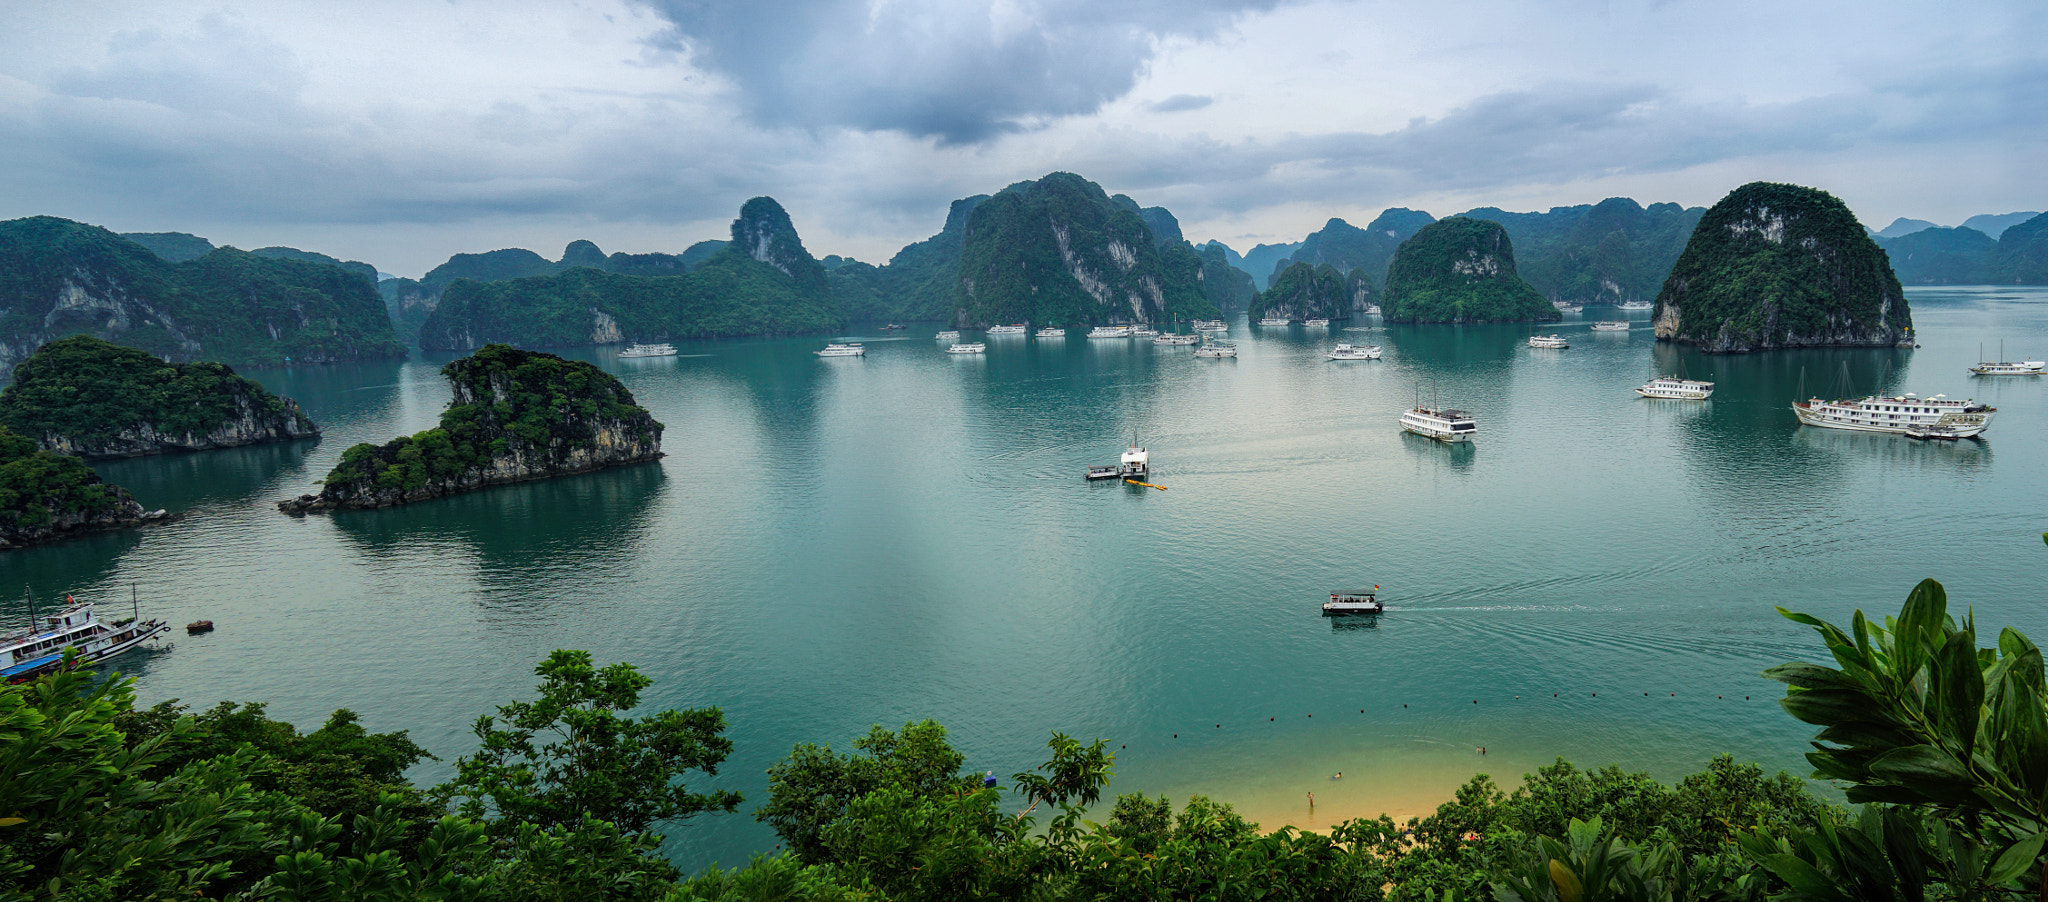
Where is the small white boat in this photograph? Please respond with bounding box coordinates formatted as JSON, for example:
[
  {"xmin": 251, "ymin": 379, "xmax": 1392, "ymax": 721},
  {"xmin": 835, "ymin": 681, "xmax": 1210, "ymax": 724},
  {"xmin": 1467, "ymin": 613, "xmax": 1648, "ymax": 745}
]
[
  {"xmin": 1636, "ymin": 376, "xmax": 1714, "ymax": 400},
  {"xmin": 1322, "ymin": 589, "xmax": 1383, "ymax": 615},
  {"xmin": 1036, "ymin": 327, "xmax": 1066, "ymax": 338},
  {"xmin": 1971, "ymin": 360, "xmax": 2045, "ymax": 376},
  {"xmin": 1793, "ymin": 393, "xmax": 1994, "ymax": 438},
  {"xmin": 1193, "ymin": 338, "xmax": 1238, "ymax": 358},
  {"xmin": 1400, "ymin": 405, "xmax": 1476, "ymax": 442},
  {"xmin": 4, "ymin": 598, "xmax": 170, "ymax": 683},
  {"xmin": 1128, "ymin": 326, "xmax": 1160, "ymax": 338},
  {"xmin": 1304, "ymin": 318, "xmax": 1330, "ymax": 327},
  {"xmin": 618, "ymin": 342, "xmax": 678, "ymax": 358},
  {"xmin": 1528, "ymin": 335, "xmax": 1569, "ymax": 349},
  {"xmin": 1619, "ymin": 300, "xmax": 1654, "ymax": 311},
  {"xmin": 945, "ymin": 343, "xmax": 986, "ymax": 354},
  {"xmin": 1362, "ymin": 305, "xmax": 1382, "ymax": 316},
  {"xmin": 1553, "ymin": 301, "xmax": 1584, "ymax": 313},
  {"xmin": 1590, "ymin": 321, "xmax": 1629, "ymax": 332},
  {"xmin": 1328, "ymin": 344, "xmax": 1381, "ymax": 360},
  {"xmin": 986, "ymin": 324, "xmax": 1028, "ymax": 335},
  {"xmin": 1087, "ymin": 325, "xmax": 1132, "ymax": 339},
  {"xmin": 1119, "ymin": 443, "xmax": 1149, "ymax": 478},
  {"xmin": 880, "ymin": 323, "xmax": 906, "ymax": 331},
  {"xmin": 1153, "ymin": 333, "xmax": 1200, "ymax": 345},
  {"xmin": 935, "ymin": 330, "xmax": 961, "ymax": 340},
  {"xmin": 815, "ymin": 342, "xmax": 866, "ymax": 357},
  {"xmin": 1194, "ymin": 319, "xmax": 1228, "ymax": 331},
  {"xmin": 1257, "ymin": 317, "xmax": 1292, "ymax": 326}
]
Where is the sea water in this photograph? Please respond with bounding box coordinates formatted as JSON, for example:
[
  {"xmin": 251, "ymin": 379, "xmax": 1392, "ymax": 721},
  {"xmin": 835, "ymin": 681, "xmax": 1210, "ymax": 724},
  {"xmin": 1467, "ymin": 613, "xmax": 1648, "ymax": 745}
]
[{"xmin": 3, "ymin": 286, "xmax": 2043, "ymax": 868}]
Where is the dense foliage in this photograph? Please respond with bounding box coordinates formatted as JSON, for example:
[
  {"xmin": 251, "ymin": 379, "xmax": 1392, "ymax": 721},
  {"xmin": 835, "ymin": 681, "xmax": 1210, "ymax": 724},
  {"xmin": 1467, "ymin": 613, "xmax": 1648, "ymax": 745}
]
[
  {"xmin": 1241, "ymin": 241, "xmax": 1303, "ymax": 289},
  {"xmin": 0, "ymin": 217, "xmax": 406, "ymax": 375},
  {"xmin": 953, "ymin": 173, "xmax": 1217, "ymax": 327},
  {"xmin": 1655, "ymin": 182, "xmax": 1911, "ymax": 352},
  {"xmin": 118, "ymin": 231, "xmax": 215, "ymax": 263},
  {"xmin": 309, "ymin": 344, "xmax": 659, "ymax": 503},
  {"xmin": 1200, "ymin": 243, "xmax": 1259, "ymax": 315},
  {"xmin": 7, "ymin": 555, "xmax": 2048, "ymax": 900},
  {"xmin": 1994, "ymin": 212, "xmax": 2048, "ymax": 284},
  {"xmin": 418, "ymin": 199, "xmax": 842, "ymax": 349},
  {"xmin": 1251, "ymin": 262, "xmax": 1356, "ymax": 321},
  {"xmin": 0, "ymin": 426, "xmax": 127, "ymax": 538},
  {"xmin": 1382, "ymin": 217, "xmax": 1560, "ymax": 323},
  {"xmin": 1863, "ymin": 213, "xmax": 2048, "ymax": 285},
  {"xmin": 0, "ymin": 335, "xmax": 314, "ymax": 454},
  {"xmin": 829, "ymin": 195, "xmax": 990, "ymax": 323},
  {"xmin": 1462, "ymin": 198, "xmax": 1705, "ymax": 304},
  {"xmin": 1284, "ymin": 209, "xmax": 1437, "ymax": 290}
]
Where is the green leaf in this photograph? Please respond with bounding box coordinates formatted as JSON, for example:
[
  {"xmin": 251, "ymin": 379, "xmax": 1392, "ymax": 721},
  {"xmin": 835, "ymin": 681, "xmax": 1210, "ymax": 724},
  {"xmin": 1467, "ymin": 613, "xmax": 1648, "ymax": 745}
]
[
  {"xmin": 1930, "ymin": 630, "xmax": 1985, "ymax": 757},
  {"xmin": 1986, "ymin": 831, "xmax": 2047, "ymax": 885},
  {"xmin": 1763, "ymin": 662, "xmax": 1865, "ymax": 692},
  {"xmin": 1866, "ymin": 745, "xmax": 1975, "ymax": 795}
]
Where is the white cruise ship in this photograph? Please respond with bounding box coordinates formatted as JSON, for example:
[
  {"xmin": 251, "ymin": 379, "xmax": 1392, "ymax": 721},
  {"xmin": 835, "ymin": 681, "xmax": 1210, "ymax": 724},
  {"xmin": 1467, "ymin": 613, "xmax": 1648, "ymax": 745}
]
[
  {"xmin": 815, "ymin": 342, "xmax": 865, "ymax": 357},
  {"xmin": 1257, "ymin": 317, "xmax": 1292, "ymax": 326},
  {"xmin": 1636, "ymin": 376, "xmax": 1714, "ymax": 400},
  {"xmin": 4, "ymin": 599, "xmax": 169, "ymax": 683},
  {"xmin": 618, "ymin": 343, "xmax": 677, "ymax": 358},
  {"xmin": 1304, "ymin": 318, "xmax": 1330, "ymax": 327},
  {"xmin": 1552, "ymin": 300, "xmax": 1583, "ymax": 313},
  {"xmin": 1971, "ymin": 360, "xmax": 2045, "ymax": 376},
  {"xmin": 1153, "ymin": 333, "xmax": 1200, "ymax": 345},
  {"xmin": 1036, "ymin": 327, "xmax": 1066, "ymax": 338},
  {"xmin": 1087, "ymin": 325, "xmax": 1132, "ymax": 338},
  {"xmin": 1590, "ymin": 321, "xmax": 1629, "ymax": 331},
  {"xmin": 935, "ymin": 330, "xmax": 961, "ymax": 340},
  {"xmin": 945, "ymin": 343, "xmax": 986, "ymax": 354},
  {"xmin": 1528, "ymin": 335, "xmax": 1568, "ymax": 349},
  {"xmin": 1400, "ymin": 405, "xmax": 1477, "ymax": 442},
  {"xmin": 1193, "ymin": 338, "xmax": 1238, "ymax": 358},
  {"xmin": 1193, "ymin": 319, "xmax": 1228, "ymax": 331},
  {"xmin": 1618, "ymin": 300, "xmax": 1654, "ymax": 311},
  {"xmin": 1128, "ymin": 326, "xmax": 1160, "ymax": 338},
  {"xmin": 1327, "ymin": 344, "xmax": 1381, "ymax": 360},
  {"xmin": 986, "ymin": 324, "xmax": 1028, "ymax": 334},
  {"xmin": 1793, "ymin": 393, "xmax": 1994, "ymax": 438}
]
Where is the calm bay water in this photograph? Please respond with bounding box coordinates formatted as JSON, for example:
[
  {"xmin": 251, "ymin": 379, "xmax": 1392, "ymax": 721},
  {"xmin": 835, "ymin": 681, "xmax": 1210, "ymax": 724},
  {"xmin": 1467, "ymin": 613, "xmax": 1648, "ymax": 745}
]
[{"xmin": 6, "ymin": 286, "xmax": 2045, "ymax": 867}]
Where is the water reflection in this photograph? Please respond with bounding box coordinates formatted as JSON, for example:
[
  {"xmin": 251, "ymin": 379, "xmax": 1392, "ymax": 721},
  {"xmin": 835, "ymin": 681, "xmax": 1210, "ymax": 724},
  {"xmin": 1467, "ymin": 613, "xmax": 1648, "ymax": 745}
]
[
  {"xmin": 1400, "ymin": 432, "xmax": 1476, "ymax": 471},
  {"xmin": 1790, "ymin": 429, "xmax": 1991, "ymax": 471},
  {"xmin": 1326, "ymin": 614, "xmax": 1382, "ymax": 632},
  {"xmin": 91, "ymin": 440, "xmax": 320, "ymax": 513}
]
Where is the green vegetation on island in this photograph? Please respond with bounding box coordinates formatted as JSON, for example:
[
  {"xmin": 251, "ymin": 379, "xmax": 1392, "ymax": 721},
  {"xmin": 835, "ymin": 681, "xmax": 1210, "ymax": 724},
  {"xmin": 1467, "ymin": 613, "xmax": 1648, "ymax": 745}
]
[
  {"xmin": 1250, "ymin": 261, "xmax": 1369, "ymax": 321},
  {"xmin": 1654, "ymin": 182, "xmax": 1911, "ymax": 352},
  {"xmin": 278, "ymin": 344, "xmax": 661, "ymax": 512},
  {"xmin": 0, "ymin": 425, "xmax": 155, "ymax": 548},
  {"xmin": 1381, "ymin": 217, "xmax": 1559, "ymax": 323},
  {"xmin": 1463, "ymin": 198, "xmax": 1705, "ymax": 305},
  {"xmin": 1200, "ymin": 242, "xmax": 1259, "ymax": 315},
  {"xmin": 7, "ymin": 559, "xmax": 2047, "ymax": 899},
  {"xmin": 1282, "ymin": 209, "xmax": 1437, "ymax": 289},
  {"xmin": 0, "ymin": 335, "xmax": 316, "ymax": 459},
  {"xmin": 417, "ymin": 198, "xmax": 842, "ymax": 350},
  {"xmin": 953, "ymin": 173, "xmax": 1217, "ymax": 327},
  {"xmin": 0, "ymin": 217, "xmax": 406, "ymax": 379}
]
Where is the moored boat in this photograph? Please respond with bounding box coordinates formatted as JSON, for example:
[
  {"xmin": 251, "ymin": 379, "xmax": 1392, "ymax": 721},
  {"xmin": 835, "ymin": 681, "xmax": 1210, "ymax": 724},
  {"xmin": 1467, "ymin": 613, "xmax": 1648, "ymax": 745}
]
[
  {"xmin": 1036, "ymin": 327, "xmax": 1067, "ymax": 338},
  {"xmin": 1636, "ymin": 376, "xmax": 1714, "ymax": 400},
  {"xmin": 1590, "ymin": 321, "xmax": 1629, "ymax": 332},
  {"xmin": 618, "ymin": 342, "xmax": 678, "ymax": 358},
  {"xmin": 987, "ymin": 324, "xmax": 1028, "ymax": 335},
  {"xmin": 935, "ymin": 330, "xmax": 961, "ymax": 340},
  {"xmin": 815, "ymin": 342, "xmax": 866, "ymax": 357},
  {"xmin": 1400, "ymin": 405, "xmax": 1477, "ymax": 442},
  {"xmin": 945, "ymin": 343, "xmax": 986, "ymax": 354},
  {"xmin": 1257, "ymin": 317, "xmax": 1292, "ymax": 326},
  {"xmin": 1304, "ymin": 318, "xmax": 1330, "ymax": 327},
  {"xmin": 1552, "ymin": 300, "xmax": 1583, "ymax": 313},
  {"xmin": 4, "ymin": 599, "xmax": 169, "ymax": 684},
  {"xmin": 1322, "ymin": 589, "xmax": 1383, "ymax": 615},
  {"xmin": 1618, "ymin": 300, "xmax": 1653, "ymax": 311},
  {"xmin": 1792, "ymin": 393, "xmax": 1994, "ymax": 438},
  {"xmin": 1528, "ymin": 335, "xmax": 1569, "ymax": 349},
  {"xmin": 1970, "ymin": 360, "xmax": 2044, "ymax": 376},
  {"xmin": 1128, "ymin": 326, "xmax": 1160, "ymax": 338},
  {"xmin": 1153, "ymin": 333, "xmax": 1200, "ymax": 345},
  {"xmin": 1087, "ymin": 325, "xmax": 1132, "ymax": 339},
  {"xmin": 1194, "ymin": 319, "xmax": 1228, "ymax": 331},
  {"xmin": 1193, "ymin": 337, "xmax": 1238, "ymax": 358},
  {"xmin": 1328, "ymin": 344, "xmax": 1381, "ymax": 360}
]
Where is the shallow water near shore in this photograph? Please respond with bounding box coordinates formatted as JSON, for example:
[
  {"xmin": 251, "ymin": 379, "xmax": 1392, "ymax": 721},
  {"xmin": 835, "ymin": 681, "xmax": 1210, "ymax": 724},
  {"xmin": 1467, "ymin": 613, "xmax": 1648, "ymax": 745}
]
[{"xmin": 5, "ymin": 286, "xmax": 2045, "ymax": 868}]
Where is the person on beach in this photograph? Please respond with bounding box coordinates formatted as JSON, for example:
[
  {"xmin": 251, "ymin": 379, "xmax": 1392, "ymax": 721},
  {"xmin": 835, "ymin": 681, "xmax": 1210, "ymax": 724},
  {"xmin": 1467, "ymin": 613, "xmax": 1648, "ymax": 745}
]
[{"xmin": 1307, "ymin": 792, "xmax": 1314, "ymax": 807}]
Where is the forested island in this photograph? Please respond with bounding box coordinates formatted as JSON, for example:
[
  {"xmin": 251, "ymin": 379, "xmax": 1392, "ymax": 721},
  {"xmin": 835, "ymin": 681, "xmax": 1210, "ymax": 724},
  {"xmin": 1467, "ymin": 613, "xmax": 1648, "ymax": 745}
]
[
  {"xmin": 278, "ymin": 344, "xmax": 661, "ymax": 512},
  {"xmin": 0, "ymin": 335, "xmax": 317, "ymax": 459},
  {"xmin": 5, "ymin": 568, "xmax": 2043, "ymax": 899},
  {"xmin": 1654, "ymin": 182, "xmax": 1912, "ymax": 352},
  {"xmin": 1249, "ymin": 261, "xmax": 1371, "ymax": 322},
  {"xmin": 0, "ymin": 425, "xmax": 164, "ymax": 548},
  {"xmin": 1380, "ymin": 217, "xmax": 1559, "ymax": 323},
  {"xmin": 0, "ymin": 217, "xmax": 406, "ymax": 380}
]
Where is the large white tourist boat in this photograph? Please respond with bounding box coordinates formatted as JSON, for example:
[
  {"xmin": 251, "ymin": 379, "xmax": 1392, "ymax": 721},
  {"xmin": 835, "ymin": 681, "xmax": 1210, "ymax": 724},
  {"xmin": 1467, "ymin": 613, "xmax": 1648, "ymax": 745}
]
[
  {"xmin": 945, "ymin": 342, "xmax": 986, "ymax": 354},
  {"xmin": 1590, "ymin": 321, "xmax": 1629, "ymax": 332},
  {"xmin": 1618, "ymin": 300, "xmax": 1654, "ymax": 311},
  {"xmin": 1257, "ymin": 317, "xmax": 1292, "ymax": 326},
  {"xmin": 1528, "ymin": 335, "xmax": 1569, "ymax": 349},
  {"xmin": 986, "ymin": 324, "xmax": 1028, "ymax": 335},
  {"xmin": 935, "ymin": 330, "xmax": 961, "ymax": 340},
  {"xmin": 1552, "ymin": 300, "xmax": 1583, "ymax": 313},
  {"xmin": 4, "ymin": 599, "xmax": 170, "ymax": 683},
  {"xmin": 1636, "ymin": 376, "xmax": 1715, "ymax": 400},
  {"xmin": 1036, "ymin": 327, "xmax": 1066, "ymax": 338},
  {"xmin": 815, "ymin": 342, "xmax": 866, "ymax": 357},
  {"xmin": 1792, "ymin": 393, "xmax": 1995, "ymax": 438},
  {"xmin": 1328, "ymin": 344, "xmax": 1381, "ymax": 360},
  {"xmin": 1087, "ymin": 325, "xmax": 1132, "ymax": 339},
  {"xmin": 1193, "ymin": 338, "xmax": 1238, "ymax": 358},
  {"xmin": 1970, "ymin": 344, "xmax": 2043, "ymax": 375},
  {"xmin": 1401, "ymin": 404, "xmax": 1477, "ymax": 442},
  {"xmin": 1322, "ymin": 589, "xmax": 1383, "ymax": 615},
  {"xmin": 1128, "ymin": 326, "xmax": 1160, "ymax": 338},
  {"xmin": 1194, "ymin": 319, "xmax": 1228, "ymax": 331},
  {"xmin": 1153, "ymin": 333, "xmax": 1200, "ymax": 345},
  {"xmin": 617, "ymin": 343, "xmax": 677, "ymax": 358},
  {"xmin": 1304, "ymin": 318, "xmax": 1330, "ymax": 327}
]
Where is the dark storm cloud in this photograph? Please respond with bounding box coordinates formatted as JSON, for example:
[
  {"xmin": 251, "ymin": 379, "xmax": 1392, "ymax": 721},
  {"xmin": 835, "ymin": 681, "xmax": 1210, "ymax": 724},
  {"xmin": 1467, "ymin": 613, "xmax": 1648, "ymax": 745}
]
[{"xmin": 637, "ymin": 0, "xmax": 1280, "ymax": 143}]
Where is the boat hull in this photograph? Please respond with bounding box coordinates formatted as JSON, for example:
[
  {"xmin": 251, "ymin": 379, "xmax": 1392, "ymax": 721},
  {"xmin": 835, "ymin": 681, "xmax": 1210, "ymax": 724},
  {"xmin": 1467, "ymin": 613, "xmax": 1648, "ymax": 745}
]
[{"xmin": 1792, "ymin": 403, "xmax": 1991, "ymax": 438}]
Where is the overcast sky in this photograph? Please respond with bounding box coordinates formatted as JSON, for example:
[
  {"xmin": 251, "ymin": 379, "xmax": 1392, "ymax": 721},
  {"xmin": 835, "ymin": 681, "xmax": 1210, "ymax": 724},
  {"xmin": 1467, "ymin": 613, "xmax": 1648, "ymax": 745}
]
[{"xmin": 3, "ymin": 0, "xmax": 2041, "ymax": 277}]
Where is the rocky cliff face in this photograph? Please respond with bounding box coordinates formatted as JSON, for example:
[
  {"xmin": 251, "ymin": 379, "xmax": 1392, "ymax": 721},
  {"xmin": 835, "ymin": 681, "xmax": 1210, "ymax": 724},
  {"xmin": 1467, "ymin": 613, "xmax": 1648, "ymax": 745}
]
[
  {"xmin": 1382, "ymin": 217, "xmax": 1558, "ymax": 323},
  {"xmin": 954, "ymin": 173, "xmax": 1214, "ymax": 327},
  {"xmin": 0, "ymin": 427, "xmax": 168, "ymax": 549},
  {"xmin": 1250, "ymin": 262, "xmax": 1360, "ymax": 321},
  {"xmin": 0, "ymin": 335, "xmax": 318, "ymax": 459},
  {"xmin": 732, "ymin": 197, "xmax": 829, "ymax": 295},
  {"xmin": 1654, "ymin": 182, "xmax": 1911, "ymax": 352},
  {"xmin": 279, "ymin": 345, "xmax": 661, "ymax": 512}
]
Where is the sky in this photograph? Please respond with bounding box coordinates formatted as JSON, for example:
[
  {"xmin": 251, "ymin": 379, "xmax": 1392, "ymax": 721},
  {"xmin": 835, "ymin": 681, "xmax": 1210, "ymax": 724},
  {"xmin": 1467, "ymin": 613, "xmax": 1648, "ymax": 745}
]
[{"xmin": 2, "ymin": 0, "xmax": 2042, "ymax": 278}]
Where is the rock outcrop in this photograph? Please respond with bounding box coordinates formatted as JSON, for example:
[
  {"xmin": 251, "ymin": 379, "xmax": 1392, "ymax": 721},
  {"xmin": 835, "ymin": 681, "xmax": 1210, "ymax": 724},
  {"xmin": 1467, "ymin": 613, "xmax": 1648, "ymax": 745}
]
[
  {"xmin": 1653, "ymin": 182, "xmax": 1911, "ymax": 352},
  {"xmin": 1381, "ymin": 217, "xmax": 1559, "ymax": 323},
  {"xmin": 0, "ymin": 426, "xmax": 169, "ymax": 549},
  {"xmin": 1458, "ymin": 198, "xmax": 1704, "ymax": 305},
  {"xmin": 1249, "ymin": 262, "xmax": 1366, "ymax": 321},
  {"xmin": 953, "ymin": 172, "xmax": 1216, "ymax": 327},
  {"xmin": 278, "ymin": 344, "xmax": 662, "ymax": 513},
  {"xmin": 0, "ymin": 335, "xmax": 318, "ymax": 459}
]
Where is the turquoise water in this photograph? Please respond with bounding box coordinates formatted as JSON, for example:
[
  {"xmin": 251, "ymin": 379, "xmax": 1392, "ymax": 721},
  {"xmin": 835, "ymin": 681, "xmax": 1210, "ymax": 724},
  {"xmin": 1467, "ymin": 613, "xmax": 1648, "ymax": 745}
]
[{"xmin": 5, "ymin": 287, "xmax": 2044, "ymax": 866}]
